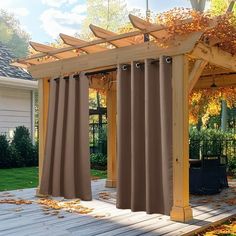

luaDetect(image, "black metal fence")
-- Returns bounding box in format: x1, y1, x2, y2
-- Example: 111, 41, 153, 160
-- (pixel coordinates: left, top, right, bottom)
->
89, 122, 107, 156
189, 139, 236, 160
89, 123, 236, 165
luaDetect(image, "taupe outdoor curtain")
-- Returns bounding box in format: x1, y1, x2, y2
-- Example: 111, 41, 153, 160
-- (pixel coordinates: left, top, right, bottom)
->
40, 74, 92, 200
116, 57, 173, 215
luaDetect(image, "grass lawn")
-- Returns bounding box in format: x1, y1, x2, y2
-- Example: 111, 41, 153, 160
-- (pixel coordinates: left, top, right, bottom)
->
0, 167, 107, 192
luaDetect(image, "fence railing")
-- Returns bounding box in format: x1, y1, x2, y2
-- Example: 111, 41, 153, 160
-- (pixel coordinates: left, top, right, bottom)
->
189, 139, 236, 160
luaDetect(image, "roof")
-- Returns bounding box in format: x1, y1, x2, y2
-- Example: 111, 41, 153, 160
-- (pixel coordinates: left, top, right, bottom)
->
0, 76, 38, 90
0, 43, 33, 80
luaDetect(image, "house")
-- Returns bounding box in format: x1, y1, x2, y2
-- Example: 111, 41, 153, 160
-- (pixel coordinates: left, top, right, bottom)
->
0, 43, 38, 140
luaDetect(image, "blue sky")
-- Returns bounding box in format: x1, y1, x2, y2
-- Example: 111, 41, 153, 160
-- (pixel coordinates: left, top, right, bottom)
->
0, 0, 193, 43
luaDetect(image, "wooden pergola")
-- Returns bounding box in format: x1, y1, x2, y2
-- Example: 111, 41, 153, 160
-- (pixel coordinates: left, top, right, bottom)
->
13, 9, 236, 222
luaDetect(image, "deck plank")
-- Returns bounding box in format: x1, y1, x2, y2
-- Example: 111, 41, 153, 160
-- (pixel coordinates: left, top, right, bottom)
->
0, 179, 235, 236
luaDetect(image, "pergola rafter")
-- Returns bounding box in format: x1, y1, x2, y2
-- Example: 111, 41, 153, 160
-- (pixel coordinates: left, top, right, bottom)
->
59, 33, 107, 53
129, 14, 171, 40
30, 41, 77, 59
89, 24, 135, 47
12, 14, 207, 67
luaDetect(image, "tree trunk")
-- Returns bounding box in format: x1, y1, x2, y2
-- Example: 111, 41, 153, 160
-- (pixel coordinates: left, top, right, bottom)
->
221, 100, 228, 132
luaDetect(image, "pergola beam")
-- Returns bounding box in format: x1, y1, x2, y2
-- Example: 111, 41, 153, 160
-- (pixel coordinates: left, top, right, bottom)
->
28, 33, 202, 79
195, 73, 236, 89
190, 43, 236, 72
189, 59, 208, 93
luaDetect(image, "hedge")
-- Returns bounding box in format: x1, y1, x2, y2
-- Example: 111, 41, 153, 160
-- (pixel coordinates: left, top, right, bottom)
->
0, 126, 38, 168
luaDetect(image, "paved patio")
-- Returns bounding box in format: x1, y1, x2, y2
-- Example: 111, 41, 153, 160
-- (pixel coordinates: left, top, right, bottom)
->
0, 179, 235, 236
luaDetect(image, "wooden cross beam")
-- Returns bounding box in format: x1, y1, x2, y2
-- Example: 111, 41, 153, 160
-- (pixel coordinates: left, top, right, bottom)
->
189, 59, 208, 93
188, 0, 236, 91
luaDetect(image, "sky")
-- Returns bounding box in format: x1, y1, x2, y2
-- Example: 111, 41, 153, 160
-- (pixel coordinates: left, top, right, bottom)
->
0, 0, 194, 43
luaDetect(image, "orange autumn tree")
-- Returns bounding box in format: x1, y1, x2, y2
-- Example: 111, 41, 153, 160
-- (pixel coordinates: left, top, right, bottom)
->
189, 87, 236, 125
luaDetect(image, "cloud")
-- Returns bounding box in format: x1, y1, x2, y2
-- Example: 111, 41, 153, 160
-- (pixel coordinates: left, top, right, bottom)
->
40, 5, 86, 39
72, 4, 87, 14
0, 2, 30, 17
41, 0, 78, 8
10, 7, 30, 17
126, 0, 145, 13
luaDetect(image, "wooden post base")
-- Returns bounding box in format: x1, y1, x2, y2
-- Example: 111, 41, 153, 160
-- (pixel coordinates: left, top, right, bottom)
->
105, 179, 117, 188
170, 206, 193, 222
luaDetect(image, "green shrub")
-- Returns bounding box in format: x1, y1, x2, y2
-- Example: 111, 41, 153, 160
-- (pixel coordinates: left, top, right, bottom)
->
189, 128, 235, 158
33, 140, 39, 166
11, 126, 37, 167
90, 153, 107, 170
0, 135, 12, 168
228, 158, 236, 177
9, 144, 21, 167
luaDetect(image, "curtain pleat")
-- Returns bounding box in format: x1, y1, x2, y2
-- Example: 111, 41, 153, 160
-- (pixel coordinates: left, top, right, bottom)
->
117, 57, 173, 215
40, 74, 92, 200
117, 65, 132, 209
131, 62, 146, 211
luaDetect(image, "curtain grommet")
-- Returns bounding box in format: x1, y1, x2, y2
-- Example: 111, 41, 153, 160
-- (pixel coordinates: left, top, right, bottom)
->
74, 74, 80, 80
165, 57, 172, 64
135, 63, 141, 68
122, 65, 128, 71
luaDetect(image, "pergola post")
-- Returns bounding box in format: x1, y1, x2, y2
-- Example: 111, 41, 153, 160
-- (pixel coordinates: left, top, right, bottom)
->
105, 88, 117, 188
170, 55, 193, 222
36, 78, 49, 196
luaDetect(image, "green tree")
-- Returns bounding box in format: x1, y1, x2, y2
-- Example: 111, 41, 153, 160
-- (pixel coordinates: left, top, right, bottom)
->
0, 10, 30, 57
211, 0, 236, 15
80, 0, 140, 39
189, 0, 235, 14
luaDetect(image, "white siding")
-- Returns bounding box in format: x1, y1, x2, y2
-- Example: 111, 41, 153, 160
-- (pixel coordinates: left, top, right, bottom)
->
0, 87, 32, 138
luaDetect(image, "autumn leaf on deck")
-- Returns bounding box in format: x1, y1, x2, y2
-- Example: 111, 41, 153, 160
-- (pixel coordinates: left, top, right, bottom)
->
0, 199, 32, 205
36, 198, 93, 214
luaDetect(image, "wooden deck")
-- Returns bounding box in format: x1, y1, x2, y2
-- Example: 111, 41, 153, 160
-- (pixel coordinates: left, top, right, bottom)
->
0, 179, 235, 236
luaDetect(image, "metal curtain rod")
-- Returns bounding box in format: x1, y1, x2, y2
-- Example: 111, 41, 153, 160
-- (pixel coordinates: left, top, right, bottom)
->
84, 57, 168, 76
